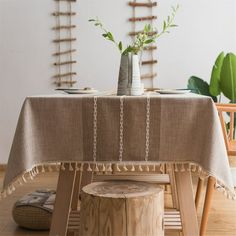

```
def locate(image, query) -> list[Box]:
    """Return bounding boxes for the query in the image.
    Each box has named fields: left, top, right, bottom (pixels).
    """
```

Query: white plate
left=56, top=88, right=98, bottom=94
left=155, top=89, right=191, bottom=94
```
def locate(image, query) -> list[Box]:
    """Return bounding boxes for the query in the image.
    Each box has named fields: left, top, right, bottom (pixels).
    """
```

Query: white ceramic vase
left=129, top=54, right=144, bottom=96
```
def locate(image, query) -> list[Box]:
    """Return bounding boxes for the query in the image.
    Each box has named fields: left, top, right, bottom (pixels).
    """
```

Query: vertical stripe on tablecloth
left=145, top=95, right=151, bottom=161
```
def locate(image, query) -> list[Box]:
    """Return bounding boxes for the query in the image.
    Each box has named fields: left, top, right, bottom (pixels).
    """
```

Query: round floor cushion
left=12, top=190, right=56, bottom=230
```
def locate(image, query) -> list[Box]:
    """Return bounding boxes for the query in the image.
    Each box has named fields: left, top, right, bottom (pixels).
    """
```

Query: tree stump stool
left=80, top=181, right=164, bottom=236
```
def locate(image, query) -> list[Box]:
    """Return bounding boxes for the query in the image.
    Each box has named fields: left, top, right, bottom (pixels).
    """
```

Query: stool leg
left=195, top=178, right=204, bottom=210
left=200, top=176, right=215, bottom=236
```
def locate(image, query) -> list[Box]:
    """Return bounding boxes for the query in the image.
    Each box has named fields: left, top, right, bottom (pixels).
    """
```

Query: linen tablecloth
left=1, top=93, right=235, bottom=199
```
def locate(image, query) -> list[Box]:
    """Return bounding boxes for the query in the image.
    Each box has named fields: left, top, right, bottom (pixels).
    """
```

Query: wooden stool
left=79, top=181, right=164, bottom=236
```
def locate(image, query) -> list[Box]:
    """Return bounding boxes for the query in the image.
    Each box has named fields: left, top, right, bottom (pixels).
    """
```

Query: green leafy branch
left=155, top=4, right=179, bottom=39
left=89, top=18, right=124, bottom=54
left=89, top=4, right=179, bottom=55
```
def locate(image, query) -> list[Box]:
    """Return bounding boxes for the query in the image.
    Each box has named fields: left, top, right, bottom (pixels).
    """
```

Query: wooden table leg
left=175, top=171, right=199, bottom=236
left=50, top=163, right=77, bottom=236
left=200, top=176, right=215, bottom=236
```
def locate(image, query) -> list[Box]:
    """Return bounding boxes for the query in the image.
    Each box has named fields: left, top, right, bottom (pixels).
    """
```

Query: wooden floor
left=0, top=171, right=236, bottom=236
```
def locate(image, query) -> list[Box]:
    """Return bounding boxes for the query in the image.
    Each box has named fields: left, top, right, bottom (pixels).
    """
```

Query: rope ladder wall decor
left=52, top=0, right=77, bottom=87
left=129, top=0, right=158, bottom=88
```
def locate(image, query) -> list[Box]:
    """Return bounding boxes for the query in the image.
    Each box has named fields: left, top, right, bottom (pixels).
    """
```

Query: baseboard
left=0, top=164, right=7, bottom=171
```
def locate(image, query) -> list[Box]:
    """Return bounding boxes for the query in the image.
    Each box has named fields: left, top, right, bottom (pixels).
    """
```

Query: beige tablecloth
left=1, top=93, right=235, bottom=199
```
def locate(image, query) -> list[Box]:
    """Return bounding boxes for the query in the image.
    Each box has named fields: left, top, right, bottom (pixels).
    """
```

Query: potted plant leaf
left=187, top=52, right=236, bottom=103
left=187, top=52, right=236, bottom=133
left=89, top=4, right=179, bottom=95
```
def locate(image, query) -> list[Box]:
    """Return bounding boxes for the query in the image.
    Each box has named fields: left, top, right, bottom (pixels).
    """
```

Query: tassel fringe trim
left=0, top=161, right=235, bottom=200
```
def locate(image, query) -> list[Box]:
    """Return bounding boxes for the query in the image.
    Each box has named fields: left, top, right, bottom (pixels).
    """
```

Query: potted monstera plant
left=89, top=4, right=179, bottom=95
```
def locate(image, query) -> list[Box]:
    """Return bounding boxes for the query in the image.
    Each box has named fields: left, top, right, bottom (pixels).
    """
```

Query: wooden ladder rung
left=128, top=2, right=157, bottom=8
left=142, top=60, right=158, bottom=65
left=54, top=72, right=77, bottom=78
left=129, top=31, right=157, bottom=36
left=129, top=16, right=157, bottom=22
left=54, top=60, right=77, bottom=66
left=53, top=38, right=76, bottom=43
left=141, top=73, right=157, bottom=79
left=53, top=49, right=76, bottom=56
left=93, top=174, right=170, bottom=184
left=53, top=25, right=76, bottom=30
left=144, top=45, right=157, bottom=51
left=52, top=12, right=76, bottom=16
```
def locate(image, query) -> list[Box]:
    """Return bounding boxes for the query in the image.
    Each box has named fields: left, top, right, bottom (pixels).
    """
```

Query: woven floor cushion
left=12, top=190, right=55, bottom=230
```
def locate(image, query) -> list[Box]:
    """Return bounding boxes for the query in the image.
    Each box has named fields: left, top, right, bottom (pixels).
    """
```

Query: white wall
left=0, top=0, right=236, bottom=163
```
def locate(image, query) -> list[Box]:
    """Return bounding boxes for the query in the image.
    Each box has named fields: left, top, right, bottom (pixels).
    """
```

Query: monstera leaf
left=187, top=76, right=217, bottom=102
left=220, top=53, right=236, bottom=101
left=209, top=51, right=225, bottom=96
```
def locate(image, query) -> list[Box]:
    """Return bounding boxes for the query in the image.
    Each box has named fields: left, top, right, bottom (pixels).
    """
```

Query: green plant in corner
left=187, top=52, right=236, bottom=103
left=187, top=52, right=236, bottom=134
left=89, top=4, right=179, bottom=55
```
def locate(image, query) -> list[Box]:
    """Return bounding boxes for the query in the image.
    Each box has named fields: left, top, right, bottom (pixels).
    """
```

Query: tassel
left=123, top=164, right=128, bottom=171
left=94, top=163, right=99, bottom=172
left=138, top=165, right=143, bottom=172
left=187, top=164, right=191, bottom=171
left=22, top=175, right=27, bottom=183
left=80, top=163, right=84, bottom=171
left=107, top=163, right=113, bottom=172
left=7, top=187, right=12, bottom=195
left=116, top=164, right=121, bottom=172
left=18, top=179, right=23, bottom=186
left=41, top=165, right=45, bottom=173
left=35, top=166, right=39, bottom=174
left=160, top=163, right=165, bottom=173
left=145, top=165, right=149, bottom=172
left=29, top=171, right=34, bottom=180
left=75, top=162, right=80, bottom=171
left=191, top=165, right=197, bottom=172
left=131, top=164, right=135, bottom=172
left=11, top=185, right=16, bottom=192
left=180, top=163, right=185, bottom=172
left=61, top=163, right=66, bottom=171
left=87, top=163, right=93, bottom=171
left=48, top=165, right=53, bottom=172
left=174, top=164, right=178, bottom=172
left=69, top=163, right=74, bottom=171
left=55, top=164, right=60, bottom=171
left=198, top=166, right=202, bottom=173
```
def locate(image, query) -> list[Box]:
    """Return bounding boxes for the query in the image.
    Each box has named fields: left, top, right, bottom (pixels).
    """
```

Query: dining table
left=1, top=92, right=235, bottom=236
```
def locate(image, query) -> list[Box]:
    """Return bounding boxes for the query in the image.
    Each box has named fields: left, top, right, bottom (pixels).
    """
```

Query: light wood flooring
left=0, top=171, right=236, bottom=236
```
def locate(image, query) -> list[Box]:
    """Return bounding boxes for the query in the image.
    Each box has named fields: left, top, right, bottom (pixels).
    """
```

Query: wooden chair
left=196, top=103, right=236, bottom=236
